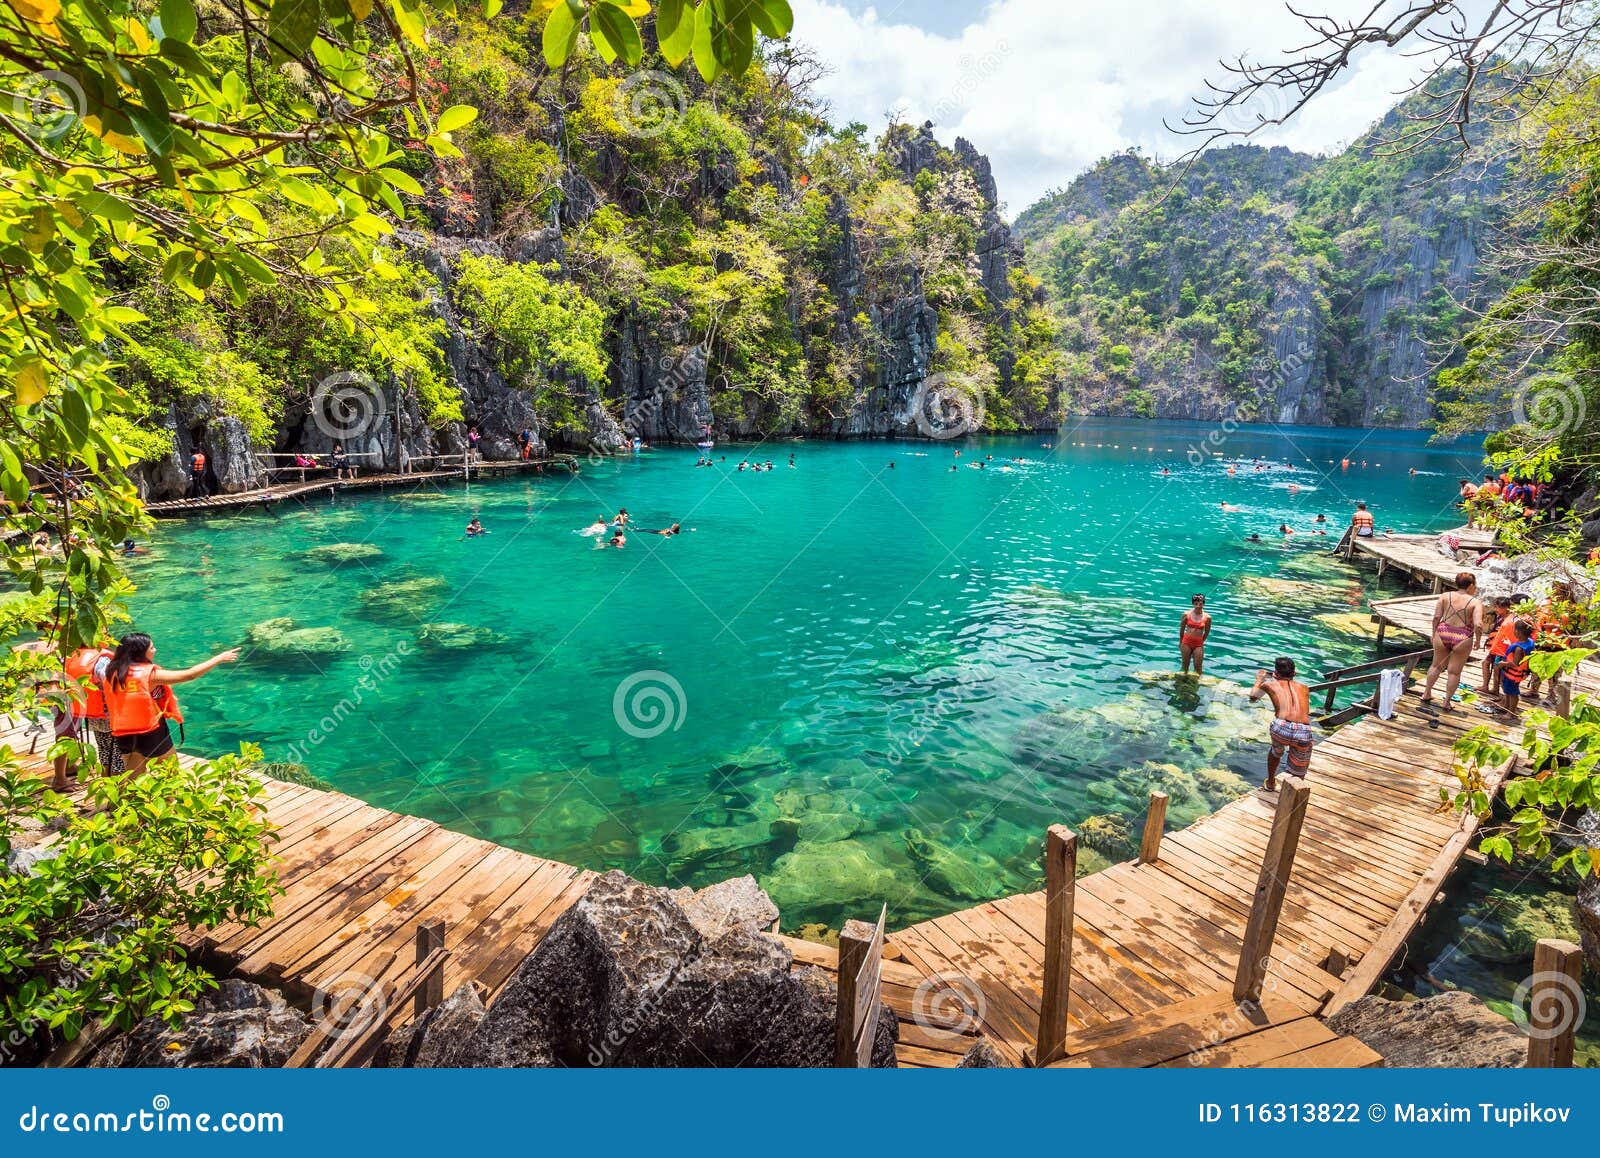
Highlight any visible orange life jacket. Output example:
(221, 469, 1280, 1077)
(191, 452, 207, 472)
(104, 663, 183, 736)
(64, 646, 111, 719)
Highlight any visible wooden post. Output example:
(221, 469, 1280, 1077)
(834, 905, 886, 1067)
(1554, 683, 1573, 719)
(1139, 792, 1168, 865)
(1035, 825, 1077, 1065)
(1234, 776, 1310, 1005)
(414, 918, 446, 1019)
(1526, 938, 1584, 1068)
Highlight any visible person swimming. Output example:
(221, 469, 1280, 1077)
(581, 516, 608, 537)
(1220, 501, 1240, 512)
(465, 518, 487, 537)
(641, 524, 682, 536)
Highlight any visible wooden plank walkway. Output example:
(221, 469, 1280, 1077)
(5, 591, 1554, 1067)
(1349, 531, 1483, 592)
(144, 457, 577, 517)
(866, 685, 1517, 1066)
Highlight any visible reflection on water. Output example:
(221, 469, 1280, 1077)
(118, 420, 1486, 932)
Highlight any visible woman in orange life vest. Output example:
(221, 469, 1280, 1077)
(1178, 594, 1212, 676)
(102, 633, 238, 775)
(62, 641, 123, 783)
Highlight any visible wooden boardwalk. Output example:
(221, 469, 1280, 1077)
(1348, 530, 1489, 592)
(2, 616, 1542, 1068)
(868, 687, 1514, 1066)
(144, 457, 576, 518)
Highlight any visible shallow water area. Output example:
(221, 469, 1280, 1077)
(124, 418, 1486, 929)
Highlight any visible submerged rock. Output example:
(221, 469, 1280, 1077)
(92, 979, 311, 1068)
(766, 839, 902, 912)
(359, 577, 447, 621)
(252, 762, 334, 791)
(244, 617, 351, 658)
(1324, 991, 1526, 1067)
(1454, 887, 1583, 964)
(416, 871, 895, 1067)
(904, 828, 1004, 902)
(1076, 813, 1133, 860)
(662, 819, 772, 863)
(300, 542, 384, 566)
(1315, 611, 1380, 640)
(1237, 575, 1338, 612)
(416, 622, 507, 650)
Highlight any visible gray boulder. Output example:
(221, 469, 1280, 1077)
(1324, 991, 1526, 1067)
(92, 979, 311, 1068)
(430, 870, 896, 1067)
(957, 1038, 1010, 1068)
(671, 874, 779, 941)
(377, 982, 488, 1068)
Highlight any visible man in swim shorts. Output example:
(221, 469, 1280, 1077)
(1250, 657, 1314, 790)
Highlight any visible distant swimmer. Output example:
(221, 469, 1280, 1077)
(1287, 483, 1299, 494)
(889, 461, 896, 469)
(465, 518, 488, 537)
(1247, 533, 1262, 543)
(1341, 458, 1350, 470)
(1220, 502, 1241, 512)
(601, 530, 626, 549)
(1314, 514, 1327, 524)
(640, 524, 682, 536)
(1279, 523, 1295, 536)
(581, 517, 609, 537)
(1227, 466, 1236, 476)
(1161, 467, 1170, 476)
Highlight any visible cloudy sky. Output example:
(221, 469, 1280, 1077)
(790, 0, 1448, 214)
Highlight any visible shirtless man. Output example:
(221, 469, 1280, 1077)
(1249, 657, 1314, 790)
(1178, 594, 1212, 676)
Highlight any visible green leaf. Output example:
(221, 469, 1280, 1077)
(435, 105, 478, 134)
(659, 0, 694, 64)
(159, 0, 197, 42)
(269, 0, 322, 57)
(691, 3, 722, 82)
(542, 3, 579, 68)
(751, 0, 792, 37)
(592, 2, 644, 65)
(483, 0, 502, 15)
(379, 168, 424, 196)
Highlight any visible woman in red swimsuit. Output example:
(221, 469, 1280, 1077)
(1178, 594, 1213, 676)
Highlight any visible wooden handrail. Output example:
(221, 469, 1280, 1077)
(1319, 649, 1432, 681)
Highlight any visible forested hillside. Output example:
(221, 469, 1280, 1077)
(119, 15, 1063, 498)
(1014, 93, 1515, 428)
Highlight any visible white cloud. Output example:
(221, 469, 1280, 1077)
(790, 0, 1448, 215)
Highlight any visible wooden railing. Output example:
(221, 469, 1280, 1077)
(834, 904, 887, 1067)
(1029, 777, 1314, 1066)
(256, 451, 383, 485)
(285, 917, 450, 1068)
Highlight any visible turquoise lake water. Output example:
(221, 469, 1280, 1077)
(125, 418, 1490, 930)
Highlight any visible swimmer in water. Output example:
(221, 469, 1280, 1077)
(1314, 514, 1327, 524)
(1279, 523, 1294, 536)
(1287, 483, 1299, 494)
(465, 518, 487, 537)
(640, 523, 682, 536)
(1220, 501, 1241, 512)
(582, 516, 608, 536)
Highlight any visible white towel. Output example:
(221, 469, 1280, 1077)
(1376, 668, 1404, 720)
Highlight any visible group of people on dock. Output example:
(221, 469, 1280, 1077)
(17, 629, 237, 790)
(1416, 573, 1575, 719)
(1459, 473, 1549, 526)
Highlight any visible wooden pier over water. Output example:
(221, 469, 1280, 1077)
(143, 456, 578, 518)
(3, 662, 1545, 1068)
